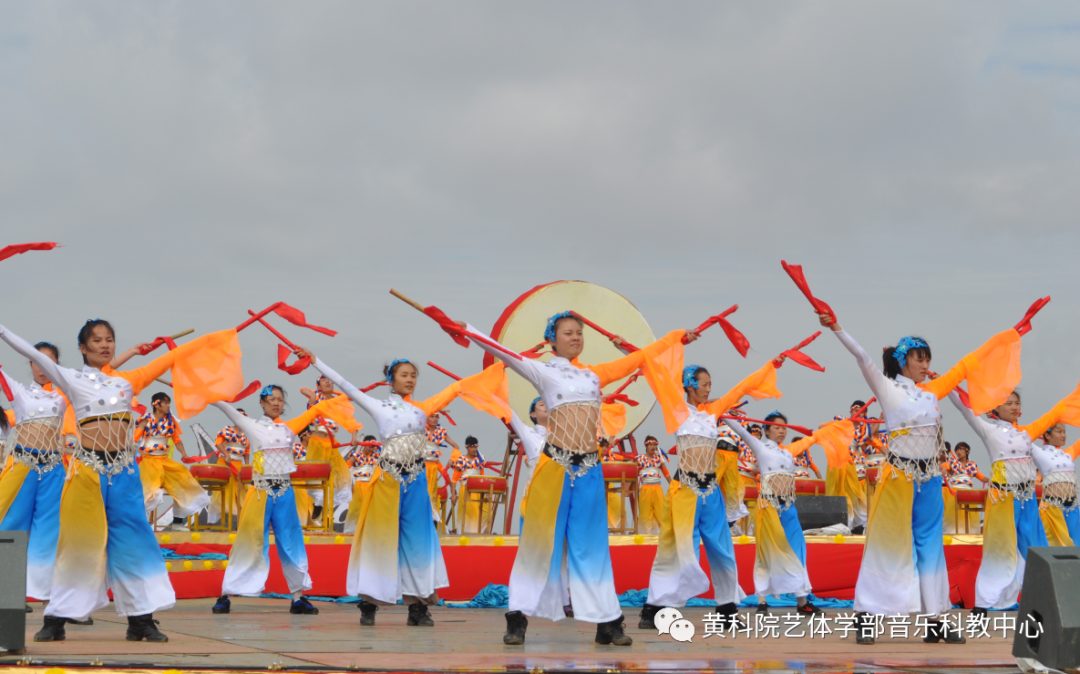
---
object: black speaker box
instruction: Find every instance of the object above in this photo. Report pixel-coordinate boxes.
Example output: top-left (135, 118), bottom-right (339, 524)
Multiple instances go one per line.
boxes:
top-left (0, 531), bottom-right (27, 654)
top-left (794, 495), bottom-right (848, 531)
top-left (1012, 546), bottom-right (1080, 669)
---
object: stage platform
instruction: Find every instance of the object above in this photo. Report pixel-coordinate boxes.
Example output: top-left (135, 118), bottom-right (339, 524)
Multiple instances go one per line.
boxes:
top-left (5, 598), bottom-right (1022, 674)
top-left (154, 531), bottom-right (991, 608)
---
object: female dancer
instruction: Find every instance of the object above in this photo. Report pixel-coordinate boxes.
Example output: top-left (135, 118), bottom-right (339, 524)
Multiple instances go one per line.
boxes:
top-left (441, 311), bottom-right (695, 646)
top-left (819, 309), bottom-right (1023, 645)
top-left (639, 358), bottom-right (786, 629)
top-left (635, 436), bottom-right (670, 535)
top-left (1, 319), bottom-right (236, 643)
top-left (0, 342), bottom-right (67, 610)
top-left (949, 384), bottom-right (1080, 614)
top-left (726, 412), bottom-right (822, 615)
top-left (294, 347), bottom-right (504, 628)
top-left (211, 386), bottom-right (352, 615)
top-left (1036, 424), bottom-right (1078, 546)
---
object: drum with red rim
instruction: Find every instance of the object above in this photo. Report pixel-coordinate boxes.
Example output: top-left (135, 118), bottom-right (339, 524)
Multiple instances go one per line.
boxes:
top-left (603, 462), bottom-right (638, 481)
top-left (465, 476), bottom-right (508, 493)
top-left (292, 461), bottom-right (332, 480)
top-left (956, 489), bottom-right (987, 505)
top-left (795, 479), bottom-right (826, 495)
top-left (190, 464), bottom-right (231, 483)
top-left (744, 486), bottom-right (760, 500)
top-left (239, 465), bottom-right (253, 482)
top-left (865, 467), bottom-right (880, 485)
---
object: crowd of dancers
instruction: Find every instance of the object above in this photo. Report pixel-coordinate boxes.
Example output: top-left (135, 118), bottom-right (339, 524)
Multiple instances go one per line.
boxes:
top-left (1, 253), bottom-right (1077, 649)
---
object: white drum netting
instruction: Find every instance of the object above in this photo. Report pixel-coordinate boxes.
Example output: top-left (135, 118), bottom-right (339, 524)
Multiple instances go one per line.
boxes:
top-left (380, 432), bottom-right (428, 488)
top-left (73, 413), bottom-right (138, 482)
top-left (886, 425), bottom-right (943, 485)
top-left (760, 471), bottom-right (797, 512)
top-left (11, 416), bottom-right (64, 474)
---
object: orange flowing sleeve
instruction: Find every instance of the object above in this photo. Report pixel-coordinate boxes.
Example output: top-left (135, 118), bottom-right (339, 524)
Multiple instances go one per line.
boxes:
top-left (313, 394), bottom-right (363, 433)
top-left (600, 401), bottom-right (627, 437)
top-left (1065, 440), bottom-right (1080, 461)
top-left (583, 330), bottom-right (686, 433)
top-left (703, 361), bottom-right (781, 419)
top-left (782, 434), bottom-right (815, 458)
top-left (919, 329), bottom-right (1022, 413)
top-left (808, 419), bottom-right (856, 468)
top-left (1019, 381), bottom-right (1080, 441)
top-left (284, 394), bottom-right (352, 435)
top-left (420, 364), bottom-right (513, 422)
top-left (585, 330), bottom-right (686, 387)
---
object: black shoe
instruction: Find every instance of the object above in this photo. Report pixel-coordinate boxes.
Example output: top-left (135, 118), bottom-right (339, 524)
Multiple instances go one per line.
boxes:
top-left (851, 525), bottom-right (865, 535)
top-left (212, 595), bottom-right (231, 614)
top-left (563, 604), bottom-right (574, 618)
top-left (970, 606), bottom-right (988, 619)
top-left (34, 616), bottom-right (66, 642)
top-left (796, 601), bottom-right (823, 616)
top-left (503, 610), bottom-right (528, 645)
top-left (923, 619), bottom-right (966, 644)
top-left (66, 617), bottom-right (94, 625)
top-left (595, 615), bottom-right (633, 646)
top-left (312, 505), bottom-right (323, 521)
top-left (290, 597), bottom-right (319, 615)
top-left (407, 602), bottom-right (434, 626)
top-left (854, 612), bottom-right (876, 645)
top-left (756, 603), bottom-right (769, 614)
top-left (638, 603), bottom-right (662, 629)
top-left (126, 614), bottom-right (168, 642)
top-left (717, 602), bottom-right (742, 630)
top-left (358, 600), bottom-right (378, 626)
top-left (25, 604), bottom-right (32, 613)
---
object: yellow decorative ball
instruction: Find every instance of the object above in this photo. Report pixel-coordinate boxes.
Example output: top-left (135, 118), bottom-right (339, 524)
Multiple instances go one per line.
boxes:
top-left (160, 534), bottom-right (172, 544)
top-left (459, 537), bottom-right (470, 546)
top-left (943, 535), bottom-right (953, 546)
top-left (165, 562), bottom-right (173, 572)
top-left (304, 536), bottom-right (311, 544)
top-left (334, 535), bottom-right (345, 544)
top-left (45, 668), bottom-right (67, 674)
top-left (493, 536), bottom-right (505, 547)
top-left (228, 533), bottom-right (237, 543)
top-left (183, 560), bottom-right (193, 571)
top-left (737, 535), bottom-right (750, 545)
top-left (222, 560), bottom-right (229, 569)
top-left (633, 535), bottom-right (645, 545)
top-left (833, 534), bottom-right (845, 544)
top-left (191, 532), bottom-right (202, 542)
top-left (163, 669), bottom-right (183, 674)
top-left (203, 560), bottom-right (214, 570)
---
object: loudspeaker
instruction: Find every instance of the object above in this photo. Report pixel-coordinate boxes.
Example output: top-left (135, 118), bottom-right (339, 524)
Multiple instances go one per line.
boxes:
top-left (0, 531), bottom-right (27, 654)
top-left (794, 495), bottom-right (848, 531)
top-left (1012, 546), bottom-right (1080, 669)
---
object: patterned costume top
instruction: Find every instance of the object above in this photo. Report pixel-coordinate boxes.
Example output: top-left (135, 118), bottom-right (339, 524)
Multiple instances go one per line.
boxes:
top-left (348, 447), bottom-right (382, 467)
top-left (293, 440), bottom-right (306, 460)
top-left (135, 411), bottom-right (182, 453)
top-left (425, 425), bottom-right (447, 461)
top-left (215, 426), bottom-right (249, 451)
top-left (636, 452), bottom-right (670, 485)
top-left (450, 451), bottom-right (486, 481)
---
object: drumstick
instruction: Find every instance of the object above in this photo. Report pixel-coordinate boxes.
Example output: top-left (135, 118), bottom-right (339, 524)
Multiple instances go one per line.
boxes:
top-left (0, 365), bottom-right (14, 401)
top-left (390, 288), bottom-right (426, 313)
top-left (719, 414), bottom-right (814, 437)
top-left (248, 310), bottom-right (299, 350)
top-left (392, 290), bottom-right (523, 360)
top-left (570, 312), bottom-right (642, 352)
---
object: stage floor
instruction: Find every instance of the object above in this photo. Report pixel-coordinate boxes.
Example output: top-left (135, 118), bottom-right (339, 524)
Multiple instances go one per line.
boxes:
top-left (4, 598), bottom-right (1023, 674)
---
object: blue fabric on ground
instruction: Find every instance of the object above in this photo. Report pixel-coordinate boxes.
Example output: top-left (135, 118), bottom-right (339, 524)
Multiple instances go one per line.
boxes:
top-left (161, 548), bottom-right (228, 560)
top-left (737, 593), bottom-right (853, 609)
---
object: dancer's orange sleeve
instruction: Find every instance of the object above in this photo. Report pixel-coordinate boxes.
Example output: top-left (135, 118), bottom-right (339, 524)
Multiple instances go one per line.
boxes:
top-left (919, 329), bottom-right (1022, 414)
top-left (1019, 381), bottom-right (1080, 441)
top-left (704, 361), bottom-right (781, 418)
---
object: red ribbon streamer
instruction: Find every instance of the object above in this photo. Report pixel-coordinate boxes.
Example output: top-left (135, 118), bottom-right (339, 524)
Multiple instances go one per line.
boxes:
top-left (774, 331), bottom-right (824, 371)
top-left (230, 380), bottom-right (262, 403)
top-left (423, 306), bottom-right (472, 349)
top-left (603, 392), bottom-right (640, 407)
top-left (277, 343), bottom-right (311, 375)
top-left (0, 365), bottom-right (14, 402)
top-left (690, 305), bottom-right (750, 357)
top-left (360, 381), bottom-right (389, 393)
top-left (1014, 296), bottom-right (1050, 337)
top-left (236, 302), bottom-right (337, 337)
top-left (570, 312), bottom-right (642, 352)
top-left (781, 261), bottom-right (835, 321)
top-left (442, 411), bottom-right (457, 426)
top-left (138, 336), bottom-right (178, 356)
top-left (0, 242), bottom-right (58, 264)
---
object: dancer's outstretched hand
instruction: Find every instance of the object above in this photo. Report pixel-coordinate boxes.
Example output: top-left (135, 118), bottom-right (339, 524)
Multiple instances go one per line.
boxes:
top-left (294, 346), bottom-right (315, 361)
top-left (683, 329), bottom-right (701, 344)
top-left (817, 310), bottom-right (841, 332)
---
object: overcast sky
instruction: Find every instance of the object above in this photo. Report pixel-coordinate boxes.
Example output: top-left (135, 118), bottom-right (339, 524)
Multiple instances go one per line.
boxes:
top-left (2, 2), bottom-right (1080, 479)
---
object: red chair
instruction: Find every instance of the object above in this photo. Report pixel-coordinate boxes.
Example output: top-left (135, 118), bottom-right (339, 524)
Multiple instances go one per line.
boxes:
top-left (190, 464), bottom-right (233, 532)
top-left (603, 462), bottom-right (639, 534)
top-left (461, 476), bottom-right (508, 534)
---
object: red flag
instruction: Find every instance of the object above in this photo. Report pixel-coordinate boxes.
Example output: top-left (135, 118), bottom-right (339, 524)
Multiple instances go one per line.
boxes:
top-left (272, 302), bottom-right (337, 337)
top-left (781, 261), bottom-right (835, 321)
top-left (775, 331), bottom-right (825, 372)
top-left (0, 242), bottom-right (58, 263)
top-left (686, 305), bottom-right (750, 357)
top-left (230, 380), bottom-right (262, 402)
top-left (442, 411), bottom-right (457, 426)
top-left (423, 305), bottom-right (471, 348)
top-left (277, 343), bottom-right (311, 375)
top-left (138, 336), bottom-right (178, 356)
top-left (1014, 296), bottom-right (1050, 337)
top-left (603, 392), bottom-right (640, 407)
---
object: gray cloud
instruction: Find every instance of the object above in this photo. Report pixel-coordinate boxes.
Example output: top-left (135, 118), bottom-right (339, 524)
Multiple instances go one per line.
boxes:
top-left (2, 1), bottom-right (1080, 479)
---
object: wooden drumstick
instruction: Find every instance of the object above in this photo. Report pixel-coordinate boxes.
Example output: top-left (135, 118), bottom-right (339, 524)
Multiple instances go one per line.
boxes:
top-left (390, 288), bottom-right (426, 314)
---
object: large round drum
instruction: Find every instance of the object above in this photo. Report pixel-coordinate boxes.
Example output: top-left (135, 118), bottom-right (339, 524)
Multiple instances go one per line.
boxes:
top-left (483, 281), bottom-right (658, 438)
top-left (603, 462), bottom-right (639, 481)
top-left (190, 464), bottom-right (231, 483)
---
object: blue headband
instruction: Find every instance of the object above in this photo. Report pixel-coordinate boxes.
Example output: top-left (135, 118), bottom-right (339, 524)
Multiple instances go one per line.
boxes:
top-left (544, 311), bottom-right (576, 343)
top-left (386, 359), bottom-right (411, 382)
top-left (893, 336), bottom-right (929, 370)
top-left (259, 384), bottom-right (278, 397)
top-left (682, 365), bottom-right (704, 389)
top-left (529, 396), bottom-right (542, 414)
top-left (764, 410), bottom-right (785, 426)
